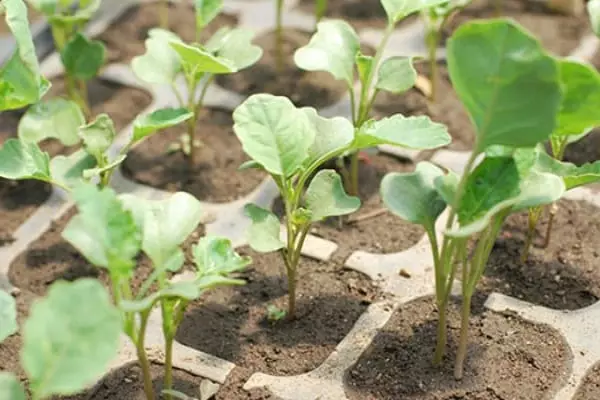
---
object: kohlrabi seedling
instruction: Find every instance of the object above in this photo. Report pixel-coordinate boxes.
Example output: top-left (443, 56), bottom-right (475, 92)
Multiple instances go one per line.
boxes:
top-left (63, 184), bottom-right (250, 400)
top-left (0, 279), bottom-right (121, 400)
top-left (420, 0), bottom-right (471, 101)
top-left (294, 0), bottom-right (449, 195)
top-left (235, 93), bottom-right (449, 319)
top-left (0, 99), bottom-right (192, 191)
top-left (132, 7), bottom-right (262, 166)
top-left (27, 0), bottom-right (105, 117)
top-left (382, 19), bottom-right (564, 379)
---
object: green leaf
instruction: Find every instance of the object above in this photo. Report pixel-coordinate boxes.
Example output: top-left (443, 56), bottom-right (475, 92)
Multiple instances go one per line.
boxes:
top-left (0, 290), bottom-right (17, 342)
top-left (170, 41), bottom-right (235, 75)
top-left (79, 114), bottom-right (116, 160)
top-left (119, 192), bottom-right (203, 271)
top-left (381, 0), bottom-right (451, 24)
top-left (447, 19), bottom-right (561, 151)
top-left (303, 108), bottom-right (354, 166)
top-left (294, 20), bottom-right (360, 87)
top-left (120, 281), bottom-right (201, 312)
top-left (233, 94), bottom-right (313, 177)
top-left (304, 170), bottom-right (360, 221)
top-left (589, 0), bottom-right (600, 37)
top-left (49, 149), bottom-right (97, 189)
top-left (22, 279), bottom-right (121, 398)
top-left (195, 0), bottom-right (222, 29)
top-left (375, 56), bottom-right (417, 94)
top-left (554, 60), bottom-right (600, 137)
top-left (61, 33), bottom-right (105, 80)
top-left (356, 53), bottom-right (374, 85)
top-left (434, 169), bottom-right (460, 206)
top-left (193, 236), bottom-right (250, 284)
top-left (132, 28), bottom-right (182, 84)
top-left (0, 373), bottom-right (25, 400)
top-left (535, 150), bottom-right (600, 190)
top-left (132, 108), bottom-right (193, 142)
top-left (0, 138), bottom-right (51, 181)
top-left (81, 154), bottom-right (126, 180)
top-left (211, 27), bottom-right (263, 71)
top-left (355, 114), bottom-right (450, 150)
top-left (511, 170), bottom-right (564, 212)
top-left (244, 204), bottom-right (284, 252)
top-left (62, 184), bottom-right (141, 274)
top-left (381, 162), bottom-right (447, 227)
top-left (18, 98), bottom-right (85, 146)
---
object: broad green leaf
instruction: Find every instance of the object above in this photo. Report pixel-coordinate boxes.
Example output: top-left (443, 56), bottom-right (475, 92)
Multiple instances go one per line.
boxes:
top-left (381, 162), bottom-right (446, 227)
top-left (355, 114), bottom-right (450, 150)
top-left (554, 60), bottom-right (600, 137)
top-left (211, 27), bottom-right (263, 71)
top-left (120, 281), bottom-right (201, 312)
top-left (244, 204), bottom-right (284, 252)
top-left (381, 0), bottom-right (451, 24)
top-left (49, 149), bottom-right (97, 189)
top-left (78, 114), bottom-right (116, 160)
top-left (233, 94), bottom-right (313, 177)
top-left (4, 0), bottom-right (41, 78)
top-left (305, 170), bottom-right (360, 221)
top-left (0, 290), bottom-right (17, 342)
top-left (294, 20), bottom-right (359, 87)
top-left (511, 170), bottom-right (564, 211)
top-left (62, 184), bottom-right (141, 274)
top-left (434, 169), bottom-right (460, 206)
top-left (303, 108), bottom-right (354, 165)
top-left (195, 0), bottom-right (222, 29)
top-left (119, 192), bottom-right (203, 271)
top-left (447, 19), bottom-right (561, 151)
top-left (589, 0), bottom-right (600, 37)
top-left (22, 279), bottom-right (120, 398)
top-left (61, 33), bottom-right (105, 80)
top-left (18, 98), bottom-right (85, 146)
top-left (170, 41), bottom-right (235, 75)
top-left (375, 56), bottom-right (417, 94)
top-left (0, 373), bottom-right (25, 400)
top-left (132, 28), bottom-right (182, 84)
top-left (193, 236), bottom-right (250, 279)
top-left (535, 150), bottom-right (600, 190)
top-left (0, 138), bottom-right (51, 181)
top-left (132, 108), bottom-right (193, 142)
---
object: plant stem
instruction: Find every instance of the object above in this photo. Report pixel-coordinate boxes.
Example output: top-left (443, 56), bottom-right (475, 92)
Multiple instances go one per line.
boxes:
top-left (136, 312), bottom-right (155, 400)
top-left (433, 300), bottom-right (448, 364)
top-left (521, 207), bottom-right (541, 263)
top-left (349, 151), bottom-right (360, 196)
top-left (275, 0), bottom-right (284, 72)
top-left (454, 294), bottom-right (471, 380)
top-left (163, 334), bottom-right (174, 400)
top-left (426, 29), bottom-right (439, 102)
top-left (186, 113), bottom-right (197, 167)
top-left (543, 202), bottom-right (558, 248)
top-left (315, 0), bottom-right (327, 25)
top-left (494, 0), bottom-right (502, 16)
top-left (159, 0), bottom-right (169, 29)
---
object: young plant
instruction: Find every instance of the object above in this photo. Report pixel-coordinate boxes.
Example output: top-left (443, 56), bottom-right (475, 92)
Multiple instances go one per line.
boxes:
top-left (520, 59), bottom-right (600, 262)
top-left (235, 93), bottom-right (450, 319)
top-left (132, 10), bottom-right (262, 166)
top-left (294, 0), bottom-right (449, 195)
top-left (0, 279), bottom-right (121, 400)
top-left (0, 100), bottom-right (192, 191)
top-left (420, 0), bottom-right (471, 101)
top-left (27, 0), bottom-right (105, 117)
top-left (62, 184), bottom-right (250, 400)
top-left (381, 19), bottom-right (565, 379)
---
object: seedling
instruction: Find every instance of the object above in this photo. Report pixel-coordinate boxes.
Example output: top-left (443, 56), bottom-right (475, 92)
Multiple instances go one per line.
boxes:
top-left (0, 279), bottom-right (121, 400)
top-left (267, 304), bottom-right (287, 323)
top-left (132, 6), bottom-right (262, 166)
top-left (27, 0), bottom-right (105, 117)
top-left (294, 0), bottom-right (449, 195)
top-left (420, 0), bottom-right (471, 101)
top-left (63, 184), bottom-right (250, 400)
top-left (235, 93), bottom-right (449, 318)
top-left (0, 100), bottom-right (192, 191)
top-left (382, 19), bottom-right (565, 378)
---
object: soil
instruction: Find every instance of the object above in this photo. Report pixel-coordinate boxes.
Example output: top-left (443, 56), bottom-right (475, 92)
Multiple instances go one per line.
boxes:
top-left (561, 129), bottom-right (600, 167)
top-left (99, 2), bottom-right (238, 64)
top-left (121, 107), bottom-right (265, 202)
top-left (175, 248), bottom-right (379, 376)
top-left (7, 206), bottom-right (206, 296)
top-left (478, 199), bottom-right (600, 310)
top-left (0, 77), bottom-right (151, 246)
top-left (443, 0), bottom-right (589, 57)
top-left (345, 295), bottom-right (570, 400)
top-left (295, 0), bottom-right (393, 31)
top-left (215, 367), bottom-right (279, 400)
top-left (574, 362), bottom-right (600, 400)
top-left (216, 28), bottom-right (347, 108)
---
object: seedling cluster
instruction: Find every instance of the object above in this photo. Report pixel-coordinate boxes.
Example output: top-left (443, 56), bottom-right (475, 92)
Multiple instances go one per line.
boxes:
top-left (1, 0), bottom-right (600, 398)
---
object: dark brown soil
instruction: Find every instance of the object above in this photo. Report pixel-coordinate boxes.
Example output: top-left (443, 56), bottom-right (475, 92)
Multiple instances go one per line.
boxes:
top-left (345, 296), bottom-right (570, 400)
top-left (574, 362), bottom-right (600, 400)
top-left (561, 129), bottom-right (600, 167)
top-left (7, 207), bottom-right (206, 296)
top-left (175, 248), bottom-right (379, 376)
top-left (0, 77), bottom-right (151, 246)
top-left (100, 2), bottom-right (238, 64)
top-left (216, 29), bottom-right (347, 108)
top-left (443, 0), bottom-right (589, 57)
top-left (121, 107), bottom-right (265, 202)
top-left (295, 0), bottom-right (392, 31)
top-left (478, 199), bottom-right (600, 310)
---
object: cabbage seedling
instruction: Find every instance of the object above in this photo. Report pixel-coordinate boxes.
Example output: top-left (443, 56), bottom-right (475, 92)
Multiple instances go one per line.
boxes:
top-left (294, 0), bottom-right (449, 195)
top-left (132, 14), bottom-right (262, 166)
top-left (382, 19), bottom-right (564, 379)
top-left (63, 184), bottom-right (250, 400)
top-left (27, 0), bottom-right (105, 117)
top-left (235, 93), bottom-right (450, 318)
top-left (0, 279), bottom-right (121, 400)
